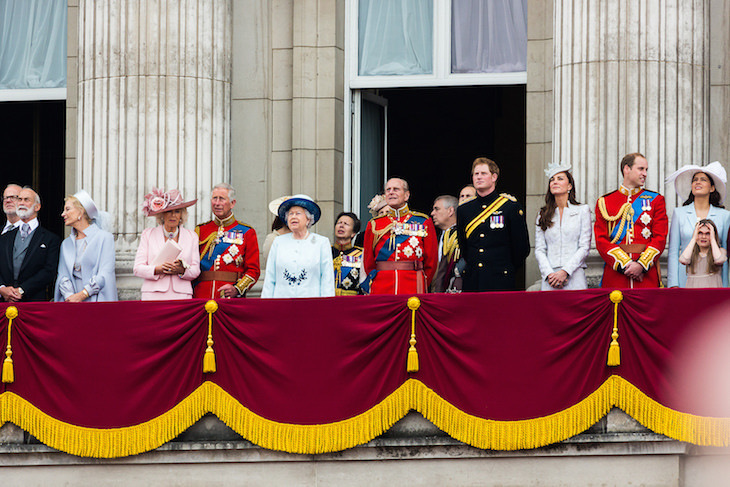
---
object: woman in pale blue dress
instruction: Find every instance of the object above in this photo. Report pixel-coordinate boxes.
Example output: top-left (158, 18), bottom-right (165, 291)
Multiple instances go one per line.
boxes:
top-left (54, 190), bottom-right (118, 302)
top-left (262, 195), bottom-right (335, 298)
top-left (666, 162), bottom-right (730, 288)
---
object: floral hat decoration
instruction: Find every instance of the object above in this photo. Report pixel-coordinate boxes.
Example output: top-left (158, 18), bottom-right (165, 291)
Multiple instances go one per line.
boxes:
top-left (545, 161), bottom-right (572, 179)
top-left (367, 194), bottom-right (388, 217)
top-left (142, 188), bottom-right (197, 216)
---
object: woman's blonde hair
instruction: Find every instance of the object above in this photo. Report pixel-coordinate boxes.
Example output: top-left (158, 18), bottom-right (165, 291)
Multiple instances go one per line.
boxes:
top-left (156, 207), bottom-right (188, 226)
top-left (64, 195), bottom-right (92, 224)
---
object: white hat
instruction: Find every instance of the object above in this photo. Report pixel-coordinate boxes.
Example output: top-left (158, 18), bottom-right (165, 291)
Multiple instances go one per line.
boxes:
top-left (545, 161), bottom-right (572, 179)
top-left (268, 195), bottom-right (291, 216)
top-left (665, 161), bottom-right (727, 205)
top-left (74, 190), bottom-right (99, 220)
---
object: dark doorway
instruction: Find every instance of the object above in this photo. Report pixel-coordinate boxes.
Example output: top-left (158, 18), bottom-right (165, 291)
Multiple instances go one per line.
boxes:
top-left (375, 85), bottom-right (527, 288)
top-left (380, 86), bottom-right (526, 213)
top-left (0, 101), bottom-right (66, 237)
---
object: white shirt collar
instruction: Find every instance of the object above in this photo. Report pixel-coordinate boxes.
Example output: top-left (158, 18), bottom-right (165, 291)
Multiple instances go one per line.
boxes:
top-left (20, 217), bottom-right (40, 233)
top-left (2, 219), bottom-right (21, 234)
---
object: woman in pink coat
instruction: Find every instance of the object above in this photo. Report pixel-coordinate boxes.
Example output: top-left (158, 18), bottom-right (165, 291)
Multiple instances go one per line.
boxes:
top-left (134, 188), bottom-right (201, 300)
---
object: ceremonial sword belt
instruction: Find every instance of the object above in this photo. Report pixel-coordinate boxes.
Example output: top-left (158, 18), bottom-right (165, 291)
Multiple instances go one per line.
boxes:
top-left (198, 271), bottom-right (242, 282)
top-left (375, 261), bottom-right (424, 271)
top-left (618, 244), bottom-right (646, 254)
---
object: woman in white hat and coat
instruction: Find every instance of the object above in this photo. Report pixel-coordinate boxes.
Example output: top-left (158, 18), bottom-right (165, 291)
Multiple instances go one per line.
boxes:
top-left (261, 194), bottom-right (335, 298)
top-left (55, 190), bottom-right (118, 302)
top-left (666, 161), bottom-right (730, 287)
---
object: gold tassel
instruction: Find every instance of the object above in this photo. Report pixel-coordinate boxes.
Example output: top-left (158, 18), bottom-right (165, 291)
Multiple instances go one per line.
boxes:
top-left (406, 297), bottom-right (421, 373)
top-left (607, 290), bottom-right (623, 366)
top-left (2, 306), bottom-right (18, 384)
top-left (203, 300), bottom-right (218, 373)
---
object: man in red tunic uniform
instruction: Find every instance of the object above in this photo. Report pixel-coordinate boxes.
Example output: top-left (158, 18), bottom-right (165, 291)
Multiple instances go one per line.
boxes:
top-left (363, 178), bottom-right (438, 294)
top-left (594, 153), bottom-right (668, 288)
top-left (194, 183), bottom-right (260, 299)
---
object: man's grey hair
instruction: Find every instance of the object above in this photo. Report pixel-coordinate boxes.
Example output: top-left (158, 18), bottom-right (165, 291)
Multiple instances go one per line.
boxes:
top-left (22, 186), bottom-right (41, 206)
top-left (212, 183), bottom-right (235, 200)
top-left (286, 207), bottom-right (315, 228)
top-left (435, 195), bottom-right (458, 210)
top-left (4, 183), bottom-right (21, 194)
top-left (385, 178), bottom-right (409, 192)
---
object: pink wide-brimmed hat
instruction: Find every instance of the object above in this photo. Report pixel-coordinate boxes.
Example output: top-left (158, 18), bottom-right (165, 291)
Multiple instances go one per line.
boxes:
top-left (142, 188), bottom-right (197, 216)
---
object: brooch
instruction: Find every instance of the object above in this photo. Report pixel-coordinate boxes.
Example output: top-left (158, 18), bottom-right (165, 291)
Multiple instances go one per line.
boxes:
top-left (283, 269), bottom-right (308, 286)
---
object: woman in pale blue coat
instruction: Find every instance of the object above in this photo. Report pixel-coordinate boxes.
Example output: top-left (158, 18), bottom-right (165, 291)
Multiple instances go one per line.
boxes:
top-left (262, 195), bottom-right (335, 298)
top-left (666, 162), bottom-right (730, 288)
top-left (55, 190), bottom-right (118, 302)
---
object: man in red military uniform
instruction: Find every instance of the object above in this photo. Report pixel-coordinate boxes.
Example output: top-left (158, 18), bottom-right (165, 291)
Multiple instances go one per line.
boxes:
top-left (595, 153), bottom-right (668, 288)
top-left (363, 178), bottom-right (438, 294)
top-left (194, 183), bottom-right (260, 298)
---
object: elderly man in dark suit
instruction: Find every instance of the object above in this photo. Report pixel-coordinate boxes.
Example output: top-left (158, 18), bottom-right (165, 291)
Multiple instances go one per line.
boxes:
top-left (0, 187), bottom-right (61, 302)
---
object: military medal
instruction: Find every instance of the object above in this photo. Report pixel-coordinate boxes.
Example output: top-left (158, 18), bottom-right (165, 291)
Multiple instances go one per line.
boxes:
top-left (640, 213), bottom-right (651, 225)
top-left (490, 215), bottom-right (504, 229)
top-left (642, 227), bottom-right (652, 239)
top-left (641, 196), bottom-right (652, 212)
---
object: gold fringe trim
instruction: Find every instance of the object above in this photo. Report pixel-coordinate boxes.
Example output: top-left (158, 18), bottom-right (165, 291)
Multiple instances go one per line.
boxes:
top-left (0, 377), bottom-right (728, 458)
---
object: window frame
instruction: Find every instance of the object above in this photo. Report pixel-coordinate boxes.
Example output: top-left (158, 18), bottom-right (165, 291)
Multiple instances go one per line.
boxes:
top-left (347, 0), bottom-right (527, 89)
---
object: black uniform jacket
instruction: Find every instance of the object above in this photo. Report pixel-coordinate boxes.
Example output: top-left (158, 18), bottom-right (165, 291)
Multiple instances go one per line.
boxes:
top-left (0, 225), bottom-right (61, 301)
top-left (456, 191), bottom-right (530, 292)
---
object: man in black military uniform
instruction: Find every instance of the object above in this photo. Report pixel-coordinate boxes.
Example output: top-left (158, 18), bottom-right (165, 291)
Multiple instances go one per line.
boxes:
top-left (456, 157), bottom-right (530, 291)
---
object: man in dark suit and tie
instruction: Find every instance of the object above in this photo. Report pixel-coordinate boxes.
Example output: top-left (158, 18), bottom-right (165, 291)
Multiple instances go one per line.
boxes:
top-left (0, 187), bottom-right (61, 302)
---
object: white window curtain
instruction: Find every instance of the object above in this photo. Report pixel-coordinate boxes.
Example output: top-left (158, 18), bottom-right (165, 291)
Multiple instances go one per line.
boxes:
top-left (0, 0), bottom-right (67, 89)
top-left (358, 0), bottom-right (433, 76)
top-left (451, 0), bottom-right (527, 74)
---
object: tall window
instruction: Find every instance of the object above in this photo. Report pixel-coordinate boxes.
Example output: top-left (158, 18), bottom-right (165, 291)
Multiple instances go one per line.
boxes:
top-left (0, 0), bottom-right (67, 100)
top-left (349, 0), bottom-right (527, 87)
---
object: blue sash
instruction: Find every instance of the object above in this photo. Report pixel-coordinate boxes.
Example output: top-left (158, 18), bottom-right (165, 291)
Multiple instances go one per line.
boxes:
top-left (200, 224), bottom-right (251, 271)
top-left (375, 215), bottom-right (428, 262)
top-left (609, 191), bottom-right (658, 242)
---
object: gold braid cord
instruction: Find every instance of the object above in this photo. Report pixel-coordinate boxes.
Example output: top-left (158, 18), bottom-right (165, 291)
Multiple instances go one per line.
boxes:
top-left (597, 198), bottom-right (632, 244)
top-left (369, 219), bottom-right (395, 252)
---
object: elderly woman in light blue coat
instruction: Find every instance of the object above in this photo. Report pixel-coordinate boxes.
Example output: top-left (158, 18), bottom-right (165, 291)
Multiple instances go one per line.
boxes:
top-left (55, 190), bottom-right (118, 302)
top-left (666, 162), bottom-right (730, 288)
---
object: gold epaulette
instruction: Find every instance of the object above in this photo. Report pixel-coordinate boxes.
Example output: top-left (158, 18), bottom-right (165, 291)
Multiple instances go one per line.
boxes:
top-left (409, 211), bottom-right (431, 219)
top-left (235, 221), bottom-right (252, 230)
top-left (500, 193), bottom-right (517, 202)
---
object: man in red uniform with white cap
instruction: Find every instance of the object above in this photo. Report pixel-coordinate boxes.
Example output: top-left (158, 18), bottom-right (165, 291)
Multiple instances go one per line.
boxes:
top-left (194, 183), bottom-right (260, 298)
top-left (594, 153), bottom-right (668, 288)
top-left (363, 177), bottom-right (438, 294)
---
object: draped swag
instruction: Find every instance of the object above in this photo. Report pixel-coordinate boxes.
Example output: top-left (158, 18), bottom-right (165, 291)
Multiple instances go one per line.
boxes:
top-left (1, 289), bottom-right (729, 458)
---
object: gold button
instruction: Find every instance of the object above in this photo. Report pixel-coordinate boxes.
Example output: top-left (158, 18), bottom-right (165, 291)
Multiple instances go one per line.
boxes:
top-left (479, 233), bottom-right (485, 238)
top-left (479, 248), bottom-right (484, 253)
top-left (478, 263), bottom-right (483, 268)
top-left (503, 270), bottom-right (508, 275)
top-left (482, 205), bottom-right (487, 209)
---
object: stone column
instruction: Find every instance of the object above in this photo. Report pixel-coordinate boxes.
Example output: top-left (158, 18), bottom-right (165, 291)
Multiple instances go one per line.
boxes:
top-left (553, 0), bottom-right (710, 209)
top-left (77, 0), bottom-right (232, 256)
top-left (290, 0), bottom-right (345, 233)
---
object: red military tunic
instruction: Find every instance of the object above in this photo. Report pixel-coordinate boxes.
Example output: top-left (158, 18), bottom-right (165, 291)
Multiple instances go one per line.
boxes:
top-left (594, 186), bottom-right (668, 288)
top-left (194, 214), bottom-right (260, 299)
top-left (363, 204), bottom-right (438, 295)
